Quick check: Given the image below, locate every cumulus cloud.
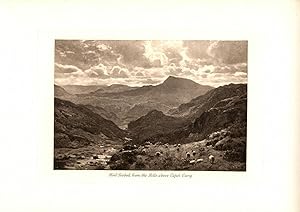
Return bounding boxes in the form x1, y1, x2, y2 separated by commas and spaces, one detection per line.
85, 69, 109, 79
213, 66, 236, 74
183, 40, 211, 59
233, 63, 248, 73
144, 41, 169, 67
198, 65, 215, 73
55, 63, 82, 73
183, 40, 248, 65
100, 40, 151, 68
234, 72, 247, 78
166, 63, 183, 75
96, 43, 110, 51
55, 40, 247, 87
181, 67, 195, 77
149, 59, 161, 68
210, 41, 248, 64
110, 66, 129, 78
85, 63, 110, 79
135, 72, 144, 77
207, 41, 219, 58
163, 47, 182, 65
213, 63, 248, 75
54, 72, 66, 79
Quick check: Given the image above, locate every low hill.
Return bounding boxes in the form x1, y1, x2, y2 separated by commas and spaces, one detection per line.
84, 104, 122, 127
128, 110, 188, 144
54, 98, 126, 148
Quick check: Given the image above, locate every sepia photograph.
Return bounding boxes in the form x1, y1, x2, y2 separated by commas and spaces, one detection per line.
1, 0, 299, 211
54, 40, 248, 171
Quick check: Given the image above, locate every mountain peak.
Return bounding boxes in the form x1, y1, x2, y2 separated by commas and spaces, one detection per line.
164, 76, 182, 82
160, 76, 200, 88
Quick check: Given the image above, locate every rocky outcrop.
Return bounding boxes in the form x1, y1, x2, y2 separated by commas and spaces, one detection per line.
169, 83, 247, 120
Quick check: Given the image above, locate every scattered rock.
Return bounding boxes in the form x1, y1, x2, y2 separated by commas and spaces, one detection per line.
141, 149, 146, 155
56, 154, 65, 160
110, 153, 121, 162
189, 160, 196, 164
196, 159, 203, 163
214, 136, 231, 150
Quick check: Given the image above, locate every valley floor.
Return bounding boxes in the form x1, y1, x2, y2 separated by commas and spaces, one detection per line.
54, 144, 121, 170
54, 139, 246, 171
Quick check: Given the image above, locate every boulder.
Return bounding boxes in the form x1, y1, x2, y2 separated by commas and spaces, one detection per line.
189, 160, 196, 164
109, 150, 137, 165
214, 136, 232, 150
196, 158, 203, 163
56, 154, 65, 160
110, 153, 121, 162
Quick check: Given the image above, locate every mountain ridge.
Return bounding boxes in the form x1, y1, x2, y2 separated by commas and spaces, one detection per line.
54, 84, 71, 97
127, 83, 247, 145
58, 76, 214, 127
169, 83, 247, 120
54, 97, 126, 148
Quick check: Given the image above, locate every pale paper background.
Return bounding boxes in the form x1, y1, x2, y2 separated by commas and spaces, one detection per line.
0, 0, 299, 212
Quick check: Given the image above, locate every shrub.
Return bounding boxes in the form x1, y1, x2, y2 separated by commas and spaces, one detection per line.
223, 146, 246, 162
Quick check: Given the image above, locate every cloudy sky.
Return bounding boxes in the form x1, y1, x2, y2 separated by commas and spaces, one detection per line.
55, 40, 247, 87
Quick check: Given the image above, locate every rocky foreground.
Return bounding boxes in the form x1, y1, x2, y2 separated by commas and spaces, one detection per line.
54, 128, 246, 171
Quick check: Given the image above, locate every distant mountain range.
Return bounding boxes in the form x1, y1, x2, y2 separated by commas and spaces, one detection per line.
61, 84, 138, 95
62, 85, 105, 94
90, 84, 138, 95
54, 84, 71, 97
55, 76, 213, 127
54, 77, 247, 152
89, 76, 213, 106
